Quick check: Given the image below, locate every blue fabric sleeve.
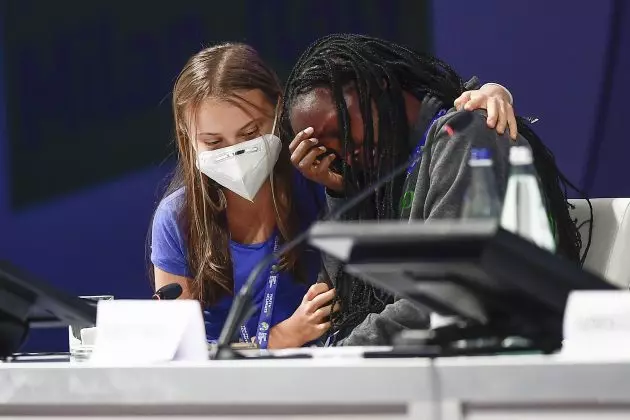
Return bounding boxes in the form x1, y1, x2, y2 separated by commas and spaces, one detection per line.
150, 201, 191, 278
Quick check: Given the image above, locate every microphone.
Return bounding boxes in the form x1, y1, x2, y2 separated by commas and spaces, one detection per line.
152, 283, 183, 300
212, 112, 475, 358
213, 155, 418, 358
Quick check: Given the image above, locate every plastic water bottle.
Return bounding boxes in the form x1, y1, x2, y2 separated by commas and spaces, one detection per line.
461, 148, 501, 219
500, 146, 556, 252
435, 148, 501, 333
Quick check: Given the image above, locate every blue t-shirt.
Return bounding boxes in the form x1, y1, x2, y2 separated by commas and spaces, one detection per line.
150, 171, 325, 343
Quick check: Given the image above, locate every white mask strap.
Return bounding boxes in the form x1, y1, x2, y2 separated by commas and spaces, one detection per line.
270, 99, 280, 137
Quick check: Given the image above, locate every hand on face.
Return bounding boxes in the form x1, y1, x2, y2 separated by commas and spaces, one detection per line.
454, 85, 518, 140
289, 127, 344, 192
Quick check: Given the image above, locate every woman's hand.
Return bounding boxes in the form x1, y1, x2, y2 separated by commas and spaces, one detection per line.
454, 83, 518, 140
289, 127, 344, 193
268, 283, 339, 349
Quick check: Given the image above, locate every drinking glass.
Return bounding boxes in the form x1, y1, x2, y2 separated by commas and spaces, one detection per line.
68, 295, 113, 362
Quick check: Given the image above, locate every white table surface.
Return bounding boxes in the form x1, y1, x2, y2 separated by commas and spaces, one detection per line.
2, 352, 630, 419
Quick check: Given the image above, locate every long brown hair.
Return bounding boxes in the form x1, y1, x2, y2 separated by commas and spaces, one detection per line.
165, 43, 301, 306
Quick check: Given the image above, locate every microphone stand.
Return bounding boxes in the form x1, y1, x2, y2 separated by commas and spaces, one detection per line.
211, 154, 421, 360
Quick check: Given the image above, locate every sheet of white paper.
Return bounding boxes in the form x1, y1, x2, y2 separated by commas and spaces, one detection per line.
90, 300, 207, 365
173, 302, 209, 362
561, 290, 630, 360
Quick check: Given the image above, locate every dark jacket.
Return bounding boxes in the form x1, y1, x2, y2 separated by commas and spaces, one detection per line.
324, 108, 529, 345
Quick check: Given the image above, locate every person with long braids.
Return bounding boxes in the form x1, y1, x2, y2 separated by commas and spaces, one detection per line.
282, 34, 588, 346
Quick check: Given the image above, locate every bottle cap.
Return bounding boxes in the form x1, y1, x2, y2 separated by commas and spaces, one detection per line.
509, 146, 533, 165
470, 148, 491, 160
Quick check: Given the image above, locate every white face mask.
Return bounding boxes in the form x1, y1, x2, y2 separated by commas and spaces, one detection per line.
196, 134, 282, 202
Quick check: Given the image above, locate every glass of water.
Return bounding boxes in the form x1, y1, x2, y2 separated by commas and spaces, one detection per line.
68, 295, 113, 362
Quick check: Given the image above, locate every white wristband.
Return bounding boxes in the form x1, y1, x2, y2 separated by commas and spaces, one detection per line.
482, 82, 514, 105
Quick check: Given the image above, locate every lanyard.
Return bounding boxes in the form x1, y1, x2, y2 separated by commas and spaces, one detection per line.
324, 330, 340, 347
406, 109, 447, 175
239, 235, 280, 349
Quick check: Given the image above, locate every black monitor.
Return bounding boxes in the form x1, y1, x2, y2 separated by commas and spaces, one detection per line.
0, 261, 96, 357
309, 220, 616, 353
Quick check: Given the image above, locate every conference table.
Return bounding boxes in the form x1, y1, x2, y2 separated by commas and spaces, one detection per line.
1, 351, 630, 419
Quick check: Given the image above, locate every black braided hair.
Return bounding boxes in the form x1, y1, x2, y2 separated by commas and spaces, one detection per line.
280, 34, 591, 336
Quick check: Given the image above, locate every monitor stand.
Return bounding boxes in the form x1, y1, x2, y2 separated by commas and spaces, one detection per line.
0, 314, 29, 360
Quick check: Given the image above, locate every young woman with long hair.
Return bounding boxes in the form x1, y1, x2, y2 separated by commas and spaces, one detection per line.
283, 34, 586, 346
150, 43, 334, 348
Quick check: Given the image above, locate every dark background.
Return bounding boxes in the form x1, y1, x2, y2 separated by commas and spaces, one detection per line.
0, 0, 432, 350
3, 0, 430, 208
1, 0, 628, 351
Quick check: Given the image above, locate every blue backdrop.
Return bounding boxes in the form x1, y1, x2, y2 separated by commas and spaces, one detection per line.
1, 0, 627, 351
